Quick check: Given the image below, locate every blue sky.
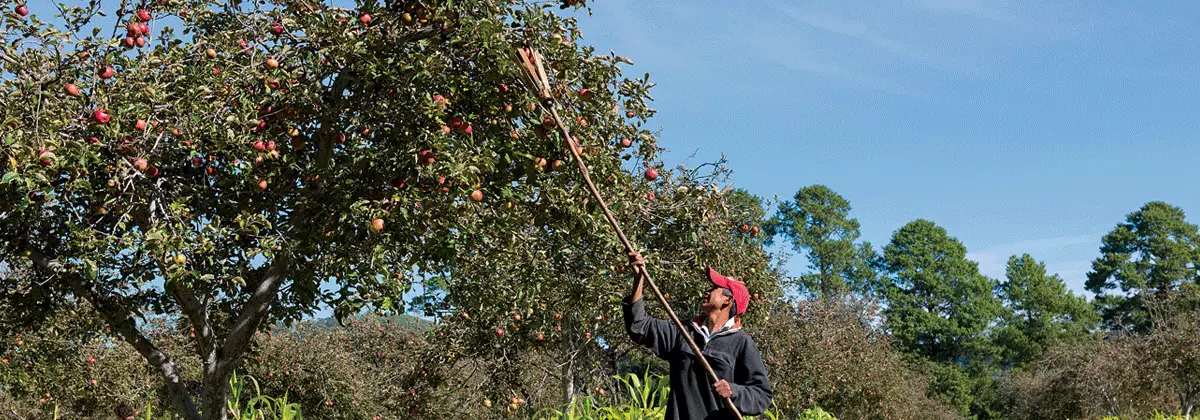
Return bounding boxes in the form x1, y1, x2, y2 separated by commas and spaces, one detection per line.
23, 1, 1196, 302
574, 0, 1200, 295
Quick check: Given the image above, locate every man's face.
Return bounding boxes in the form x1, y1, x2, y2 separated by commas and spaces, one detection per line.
699, 286, 731, 315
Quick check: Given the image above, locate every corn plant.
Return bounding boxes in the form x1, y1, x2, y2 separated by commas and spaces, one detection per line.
226, 371, 303, 420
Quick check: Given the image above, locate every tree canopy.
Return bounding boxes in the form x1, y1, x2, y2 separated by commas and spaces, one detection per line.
0, 1, 772, 418
1086, 201, 1200, 331
768, 184, 879, 298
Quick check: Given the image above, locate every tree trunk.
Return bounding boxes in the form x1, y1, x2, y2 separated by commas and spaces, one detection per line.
201, 370, 233, 420
562, 336, 575, 405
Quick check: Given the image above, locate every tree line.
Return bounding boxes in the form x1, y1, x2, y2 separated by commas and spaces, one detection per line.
761, 184, 1200, 418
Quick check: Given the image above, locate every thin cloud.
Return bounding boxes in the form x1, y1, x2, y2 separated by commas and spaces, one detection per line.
909, 0, 1014, 21
770, 3, 970, 74
966, 233, 1103, 294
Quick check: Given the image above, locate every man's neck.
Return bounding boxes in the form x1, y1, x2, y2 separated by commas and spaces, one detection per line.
705, 310, 731, 333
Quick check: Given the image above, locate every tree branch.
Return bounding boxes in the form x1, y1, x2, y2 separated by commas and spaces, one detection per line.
316, 72, 351, 170
167, 275, 216, 366
216, 254, 291, 377
22, 246, 202, 420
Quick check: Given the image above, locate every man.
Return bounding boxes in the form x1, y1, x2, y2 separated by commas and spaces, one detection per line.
622, 251, 772, 419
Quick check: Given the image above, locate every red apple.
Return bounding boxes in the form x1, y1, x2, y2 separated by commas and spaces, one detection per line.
391, 176, 406, 189
37, 149, 53, 166
15, 5, 28, 17
137, 23, 149, 35
126, 23, 139, 35
647, 192, 656, 201
91, 109, 111, 124
269, 23, 283, 35
463, 124, 473, 135
64, 83, 81, 97
135, 119, 147, 131
100, 66, 115, 79
87, 136, 99, 145
257, 179, 268, 191
253, 140, 266, 152
132, 158, 148, 171
750, 226, 760, 237
266, 140, 276, 151
333, 132, 346, 144
626, 111, 636, 118
206, 166, 217, 176
147, 167, 159, 177
440, 125, 451, 134
325, 399, 333, 407
740, 224, 750, 233
266, 58, 279, 69
418, 150, 435, 165
370, 218, 384, 232
449, 116, 463, 130
495, 328, 505, 337
620, 138, 632, 148
470, 189, 483, 202
135, 36, 147, 48
136, 9, 151, 22
123, 37, 135, 48
644, 168, 658, 181
359, 13, 372, 25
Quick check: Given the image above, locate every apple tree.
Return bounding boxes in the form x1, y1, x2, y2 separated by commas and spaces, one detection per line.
0, 0, 729, 417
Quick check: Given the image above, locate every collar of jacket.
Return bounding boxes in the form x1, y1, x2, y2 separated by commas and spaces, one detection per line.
690, 316, 742, 344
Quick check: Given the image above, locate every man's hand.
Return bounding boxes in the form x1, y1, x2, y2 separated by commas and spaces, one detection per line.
624, 250, 646, 303
713, 379, 733, 398
627, 250, 645, 275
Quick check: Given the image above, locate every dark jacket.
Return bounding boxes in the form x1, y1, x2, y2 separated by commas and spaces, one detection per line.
623, 298, 772, 419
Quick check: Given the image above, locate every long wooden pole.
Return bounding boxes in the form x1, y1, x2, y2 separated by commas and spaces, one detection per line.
513, 47, 743, 420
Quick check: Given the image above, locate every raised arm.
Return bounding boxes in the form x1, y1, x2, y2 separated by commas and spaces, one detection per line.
622, 251, 678, 358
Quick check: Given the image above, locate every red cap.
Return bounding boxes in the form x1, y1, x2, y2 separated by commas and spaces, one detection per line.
706, 266, 750, 316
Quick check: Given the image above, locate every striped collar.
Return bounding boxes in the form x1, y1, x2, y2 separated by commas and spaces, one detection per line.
691, 316, 741, 344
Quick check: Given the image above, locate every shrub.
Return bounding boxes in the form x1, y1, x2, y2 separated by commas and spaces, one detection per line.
754, 298, 960, 420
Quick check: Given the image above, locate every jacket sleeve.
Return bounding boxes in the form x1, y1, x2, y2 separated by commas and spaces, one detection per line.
728, 336, 773, 415
622, 298, 678, 359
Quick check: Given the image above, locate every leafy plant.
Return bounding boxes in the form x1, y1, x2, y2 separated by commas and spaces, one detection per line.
227, 371, 302, 420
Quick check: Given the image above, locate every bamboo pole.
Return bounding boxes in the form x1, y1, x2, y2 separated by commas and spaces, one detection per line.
512, 47, 743, 420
